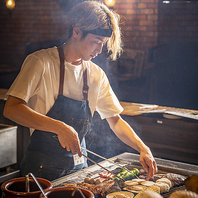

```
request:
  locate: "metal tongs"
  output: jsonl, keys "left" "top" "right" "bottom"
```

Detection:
{"left": 71, "top": 187, "right": 86, "bottom": 198}
{"left": 25, "top": 173, "right": 48, "bottom": 198}
{"left": 81, "top": 147, "right": 139, "bottom": 179}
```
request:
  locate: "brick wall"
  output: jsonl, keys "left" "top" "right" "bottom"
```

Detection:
{"left": 0, "top": 0, "right": 198, "bottom": 71}
{"left": 0, "top": 0, "right": 67, "bottom": 69}
{"left": 114, "top": 0, "right": 159, "bottom": 50}
{"left": 158, "top": 1, "right": 198, "bottom": 44}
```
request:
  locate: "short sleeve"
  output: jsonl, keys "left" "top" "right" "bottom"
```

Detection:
{"left": 6, "top": 54, "right": 44, "bottom": 103}
{"left": 96, "top": 72, "right": 123, "bottom": 119}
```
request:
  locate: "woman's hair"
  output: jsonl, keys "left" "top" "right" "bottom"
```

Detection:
{"left": 65, "top": 1, "right": 123, "bottom": 61}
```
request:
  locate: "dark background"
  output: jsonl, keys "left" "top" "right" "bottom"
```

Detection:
{"left": 0, "top": 0, "right": 198, "bottom": 109}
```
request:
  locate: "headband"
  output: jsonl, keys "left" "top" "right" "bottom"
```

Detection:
{"left": 85, "top": 28, "right": 112, "bottom": 37}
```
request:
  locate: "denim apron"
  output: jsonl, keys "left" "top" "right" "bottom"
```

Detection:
{"left": 20, "top": 46, "right": 92, "bottom": 181}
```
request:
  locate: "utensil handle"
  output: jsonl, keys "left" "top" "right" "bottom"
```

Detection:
{"left": 25, "top": 175, "right": 30, "bottom": 193}
{"left": 28, "top": 173, "right": 48, "bottom": 198}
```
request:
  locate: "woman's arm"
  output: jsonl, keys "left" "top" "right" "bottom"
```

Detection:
{"left": 3, "top": 95, "right": 82, "bottom": 156}
{"left": 106, "top": 114, "right": 158, "bottom": 180}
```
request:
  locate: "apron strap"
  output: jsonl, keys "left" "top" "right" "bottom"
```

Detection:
{"left": 83, "top": 66, "right": 89, "bottom": 101}
{"left": 58, "top": 45, "right": 89, "bottom": 101}
{"left": 58, "top": 45, "right": 65, "bottom": 95}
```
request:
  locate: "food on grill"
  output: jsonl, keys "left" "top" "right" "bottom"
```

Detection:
{"left": 111, "top": 167, "right": 123, "bottom": 175}
{"left": 138, "top": 175, "right": 147, "bottom": 180}
{"left": 154, "top": 173, "right": 166, "bottom": 180}
{"left": 125, "top": 179, "right": 155, "bottom": 187}
{"left": 135, "top": 191, "right": 163, "bottom": 198}
{"left": 145, "top": 185, "right": 161, "bottom": 193}
{"left": 63, "top": 164, "right": 189, "bottom": 198}
{"left": 156, "top": 178, "right": 172, "bottom": 188}
{"left": 130, "top": 179, "right": 146, "bottom": 183}
{"left": 139, "top": 169, "right": 147, "bottom": 175}
{"left": 106, "top": 191, "right": 134, "bottom": 198}
{"left": 184, "top": 174, "right": 198, "bottom": 194}
{"left": 77, "top": 179, "right": 115, "bottom": 197}
{"left": 134, "top": 185, "right": 161, "bottom": 197}
{"left": 99, "top": 172, "right": 115, "bottom": 178}
{"left": 84, "top": 177, "right": 106, "bottom": 184}
{"left": 113, "top": 168, "right": 140, "bottom": 181}
{"left": 140, "top": 181, "right": 155, "bottom": 187}
{"left": 125, "top": 181, "right": 139, "bottom": 186}
{"left": 155, "top": 182, "right": 170, "bottom": 193}
{"left": 123, "top": 185, "right": 147, "bottom": 193}
{"left": 168, "top": 190, "right": 198, "bottom": 198}
{"left": 163, "top": 173, "right": 186, "bottom": 187}
{"left": 106, "top": 180, "right": 122, "bottom": 194}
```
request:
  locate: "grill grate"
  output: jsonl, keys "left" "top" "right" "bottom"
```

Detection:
{"left": 162, "top": 185, "right": 186, "bottom": 198}
{"left": 51, "top": 153, "right": 198, "bottom": 198}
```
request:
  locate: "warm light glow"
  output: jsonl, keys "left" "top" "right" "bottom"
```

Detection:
{"left": 104, "top": 0, "right": 116, "bottom": 7}
{"left": 6, "top": 0, "right": 15, "bottom": 10}
{"left": 163, "top": 0, "right": 170, "bottom": 3}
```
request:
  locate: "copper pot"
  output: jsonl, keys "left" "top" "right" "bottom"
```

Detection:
{"left": 1, "top": 177, "right": 52, "bottom": 198}
{"left": 39, "top": 187, "right": 95, "bottom": 198}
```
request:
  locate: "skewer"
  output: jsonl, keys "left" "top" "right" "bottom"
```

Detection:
{"left": 81, "top": 147, "right": 139, "bottom": 178}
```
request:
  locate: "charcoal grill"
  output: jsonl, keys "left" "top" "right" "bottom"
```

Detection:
{"left": 51, "top": 152, "right": 198, "bottom": 198}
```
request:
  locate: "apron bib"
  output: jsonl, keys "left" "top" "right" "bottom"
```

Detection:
{"left": 20, "top": 46, "right": 92, "bottom": 181}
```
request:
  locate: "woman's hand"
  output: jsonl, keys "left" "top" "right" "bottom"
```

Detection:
{"left": 139, "top": 147, "right": 158, "bottom": 180}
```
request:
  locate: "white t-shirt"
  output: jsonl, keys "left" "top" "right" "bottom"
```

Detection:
{"left": 7, "top": 47, "right": 123, "bottom": 131}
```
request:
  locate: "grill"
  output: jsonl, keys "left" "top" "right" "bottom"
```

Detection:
{"left": 51, "top": 152, "right": 198, "bottom": 198}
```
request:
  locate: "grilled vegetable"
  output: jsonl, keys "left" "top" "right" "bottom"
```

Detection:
{"left": 115, "top": 168, "right": 140, "bottom": 181}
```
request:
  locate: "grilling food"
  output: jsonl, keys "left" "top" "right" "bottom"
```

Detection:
{"left": 84, "top": 177, "right": 106, "bottom": 184}
{"left": 106, "top": 180, "right": 122, "bottom": 194}
{"left": 77, "top": 179, "right": 115, "bottom": 197}
{"left": 168, "top": 190, "right": 198, "bottom": 198}
{"left": 140, "top": 181, "right": 156, "bottom": 187}
{"left": 134, "top": 185, "right": 161, "bottom": 197}
{"left": 155, "top": 182, "right": 170, "bottom": 193}
{"left": 106, "top": 191, "right": 134, "bottom": 198}
{"left": 184, "top": 174, "right": 198, "bottom": 194}
{"left": 163, "top": 173, "right": 186, "bottom": 187}
{"left": 156, "top": 178, "right": 172, "bottom": 188}
{"left": 63, "top": 166, "right": 188, "bottom": 197}
{"left": 111, "top": 168, "right": 140, "bottom": 181}
{"left": 99, "top": 172, "right": 115, "bottom": 178}
{"left": 123, "top": 185, "right": 147, "bottom": 194}
{"left": 135, "top": 191, "right": 163, "bottom": 198}
{"left": 124, "top": 181, "right": 139, "bottom": 186}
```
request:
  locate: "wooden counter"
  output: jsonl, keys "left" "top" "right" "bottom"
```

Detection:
{"left": 120, "top": 101, "right": 198, "bottom": 119}
{"left": 0, "top": 89, "right": 7, "bottom": 101}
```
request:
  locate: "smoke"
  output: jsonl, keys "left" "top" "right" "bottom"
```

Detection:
{"left": 85, "top": 112, "right": 142, "bottom": 165}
